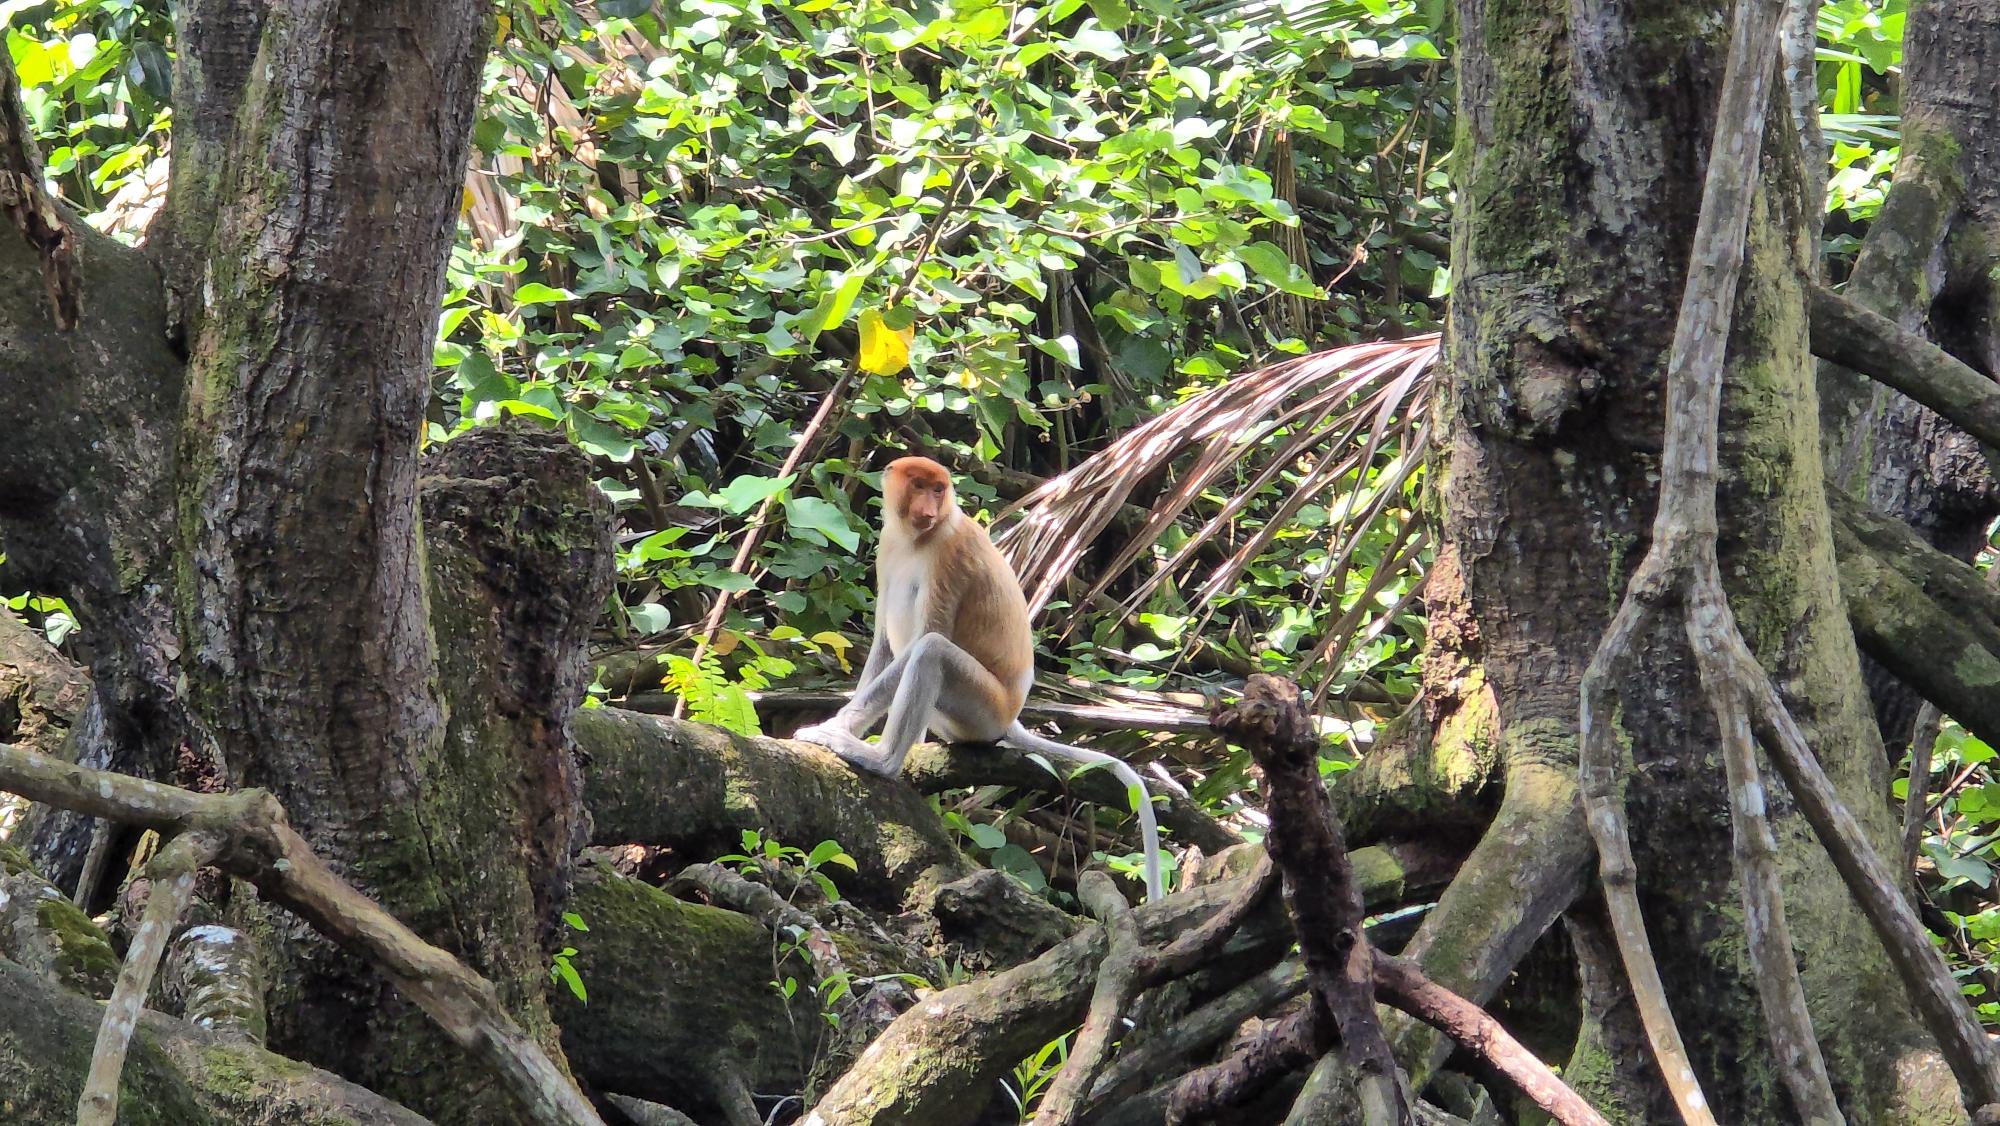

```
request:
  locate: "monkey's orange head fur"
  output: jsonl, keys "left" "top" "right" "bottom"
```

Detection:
{"left": 884, "top": 456, "right": 955, "bottom": 538}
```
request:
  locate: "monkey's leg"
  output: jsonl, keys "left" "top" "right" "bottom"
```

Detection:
{"left": 817, "top": 632, "right": 1009, "bottom": 777}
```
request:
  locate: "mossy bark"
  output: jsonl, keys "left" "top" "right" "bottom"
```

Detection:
{"left": 554, "top": 866, "right": 808, "bottom": 1120}
{"left": 0, "top": 958, "right": 427, "bottom": 1125}
{"left": 1819, "top": 0, "right": 2000, "bottom": 752}
{"left": 1439, "top": 0, "right": 1956, "bottom": 1118}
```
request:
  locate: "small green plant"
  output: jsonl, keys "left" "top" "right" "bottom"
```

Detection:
{"left": 548, "top": 911, "right": 590, "bottom": 1003}
{"left": 999, "top": 1032, "right": 1073, "bottom": 1122}
{"left": 718, "top": 829, "right": 858, "bottom": 903}
{"left": 660, "top": 638, "right": 796, "bottom": 736}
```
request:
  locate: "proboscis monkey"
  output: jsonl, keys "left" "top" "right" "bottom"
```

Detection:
{"left": 794, "top": 455, "right": 1166, "bottom": 901}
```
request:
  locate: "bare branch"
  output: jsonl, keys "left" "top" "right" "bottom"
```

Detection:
{"left": 1736, "top": 656, "right": 2000, "bottom": 1110}
{"left": 1033, "top": 873, "right": 1147, "bottom": 1124}
{"left": 1371, "top": 953, "right": 1607, "bottom": 1126}
{"left": 1213, "top": 675, "right": 1410, "bottom": 1125}
{"left": 78, "top": 829, "right": 222, "bottom": 1125}
{"left": 1810, "top": 285, "right": 2000, "bottom": 451}
{"left": 0, "top": 741, "right": 604, "bottom": 1126}
{"left": 1574, "top": 0, "right": 1844, "bottom": 1120}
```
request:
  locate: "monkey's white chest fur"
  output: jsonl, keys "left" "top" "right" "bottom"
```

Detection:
{"left": 877, "top": 550, "right": 929, "bottom": 657}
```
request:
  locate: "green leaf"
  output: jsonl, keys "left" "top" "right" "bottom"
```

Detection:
{"left": 707, "top": 473, "right": 797, "bottom": 514}
{"left": 808, "top": 840, "right": 858, "bottom": 870}
{"left": 550, "top": 958, "right": 588, "bottom": 1003}
{"left": 803, "top": 270, "right": 869, "bottom": 339}
{"left": 1033, "top": 334, "right": 1082, "bottom": 369}
{"left": 989, "top": 844, "right": 1048, "bottom": 892}
{"left": 625, "top": 603, "right": 672, "bottom": 635}
{"left": 965, "top": 823, "right": 1008, "bottom": 850}
{"left": 511, "top": 282, "right": 576, "bottom": 306}
{"left": 784, "top": 496, "right": 861, "bottom": 551}
{"left": 1066, "top": 20, "right": 1127, "bottom": 60}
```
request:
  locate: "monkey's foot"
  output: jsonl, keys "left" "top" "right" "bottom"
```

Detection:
{"left": 793, "top": 723, "right": 898, "bottom": 776}
{"left": 793, "top": 722, "right": 872, "bottom": 759}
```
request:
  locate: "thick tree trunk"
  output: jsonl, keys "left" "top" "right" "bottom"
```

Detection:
{"left": 1439, "top": 0, "right": 1957, "bottom": 1119}
{"left": 155, "top": 8, "right": 586, "bottom": 1121}
{"left": 1819, "top": 0, "right": 2000, "bottom": 752}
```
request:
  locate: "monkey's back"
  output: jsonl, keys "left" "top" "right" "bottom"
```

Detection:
{"left": 932, "top": 517, "right": 1035, "bottom": 722}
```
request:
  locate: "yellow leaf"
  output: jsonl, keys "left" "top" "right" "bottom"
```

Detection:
{"left": 857, "top": 306, "right": 914, "bottom": 375}
{"left": 811, "top": 631, "right": 853, "bottom": 674}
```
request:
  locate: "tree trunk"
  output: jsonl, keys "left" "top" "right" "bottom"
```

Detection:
{"left": 1819, "top": 0, "right": 2000, "bottom": 752}
{"left": 1435, "top": 0, "right": 1959, "bottom": 1118}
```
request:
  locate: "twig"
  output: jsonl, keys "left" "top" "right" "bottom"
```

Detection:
{"left": 680, "top": 161, "right": 984, "bottom": 709}
{"left": 1034, "top": 872, "right": 1145, "bottom": 1124}
{"left": 77, "top": 828, "right": 222, "bottom": 1125}
{"left": 1371, "top": 953, "right": 1607, "bottom": 1126}
{"left": 0, "top": 741, "right": 604, "bottom": 1126}
{"left": 679, "top": 367, "right": 855, "bottom": 715}
{"left": 1904, "top": 704, "right": 1943, "bottom": 875}
{"left": 1213, "top": 675, "right": 1410, "bottom": 1125}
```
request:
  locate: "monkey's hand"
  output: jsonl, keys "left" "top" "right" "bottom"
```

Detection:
{"left": 792, "top": 721, "right": 897, "bottom": 777}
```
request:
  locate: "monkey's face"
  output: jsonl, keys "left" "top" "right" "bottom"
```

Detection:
{"left": 885, "top": 456, "right": 954, "bottom": 536}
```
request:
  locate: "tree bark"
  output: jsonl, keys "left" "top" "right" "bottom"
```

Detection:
{"left": 1441, "top": 0, "right": 1958, "bottom": 1117}
{"left": 0, "top": 957, "right": 430, "bottom": 1124}
{"left": 1818, "top": 0, "right": 2000, "bottom": 753}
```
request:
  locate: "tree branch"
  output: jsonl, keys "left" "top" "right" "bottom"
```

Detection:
{"left": 1214, "top": 674, "right": 1410, "bottom": 1124}
{"left": 1033, "top": 872, "right": 1147, "bottom": 1123}
{"left": 0, "top": 741, "right": 604, "bottom": 1126}
{"left": 1371, "top": 954, "right": 1607, "bottom": 1126}
{"left": 79, "top": 828, "right": 223, "bottom": 1125}
{"left": 1810, "top": 285, "right": 2000, "bottom": 451}
{"left": 1575, "top": 0, "right": 1831, "bottom": 1120}
{"left": 1833, "top": 496, "right": 2000, "bottom": 751}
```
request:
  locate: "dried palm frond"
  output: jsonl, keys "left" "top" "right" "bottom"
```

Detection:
{"left": 993, "top": 335, "right": 1440, "bottom": 691}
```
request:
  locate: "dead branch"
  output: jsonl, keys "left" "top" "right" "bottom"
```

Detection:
{"left": 1214, "top": 674, "right": 1410, "bottom": 1125}
{"left": 1033, "top": 872, "right": 1146, "bottom": 1123}
{"left": 0, "top": 741, "right": 603, "bottom": 1126}
{"left": 1088, "top": 960, "right": 1305, "bottom": 1109}
{"left": 1574, "top": 0, "right": 1839, "bottom": 1120}
{"left": 1371, "top": 954, "right": 1606, "bottom": 1126}
{"left": 79, "top": 828, "right": 222, "bottom": 1125}
{"left": 806, "top": 874, "right": 1294, "bottom": 1126}
{"left": 1165, "top": 1006, "right": 1324, "bottom": 1125}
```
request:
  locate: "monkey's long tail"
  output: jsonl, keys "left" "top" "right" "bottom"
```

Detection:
{"left": 1002, "top": 721, "right": 1165, "bottom": 902}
